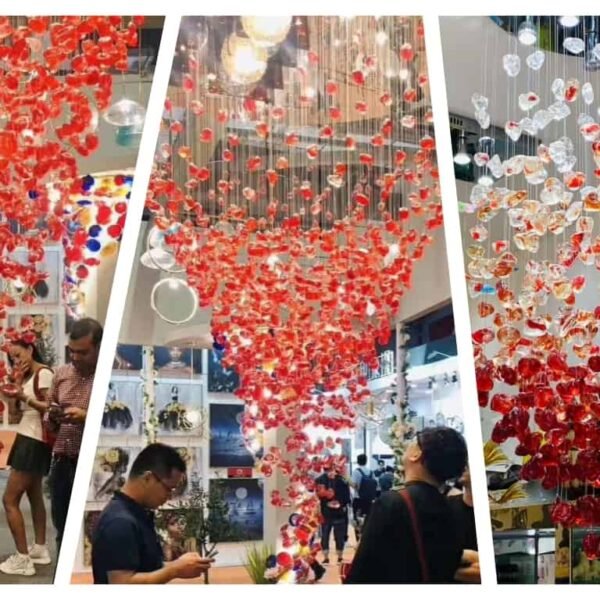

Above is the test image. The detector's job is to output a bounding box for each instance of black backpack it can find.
[357,468,378,501]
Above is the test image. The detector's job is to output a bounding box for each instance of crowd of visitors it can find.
[1,319,102,577]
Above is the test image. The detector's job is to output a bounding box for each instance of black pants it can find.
[353,497,373,520]
[321,517,347,552]
[48,454,77,551]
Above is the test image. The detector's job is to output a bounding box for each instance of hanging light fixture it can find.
[221,33,268,85]
[103,98,146,127]
[517,16,537,46]
[375,30,388,46]
[150,277,198,324]
[241,16,291,48]
[585,17,600,70]
[559,16,580,28]
[453,131,470,165]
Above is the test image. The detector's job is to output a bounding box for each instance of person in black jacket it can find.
[344,427,471,584]
[315,466,351,564]
[447,468,480,583]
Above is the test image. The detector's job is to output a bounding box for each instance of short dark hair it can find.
[357,453,367,466]
[70,318,103,346]
[417,427,467,483]
[129,443,186,480]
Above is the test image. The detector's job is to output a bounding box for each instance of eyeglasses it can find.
[148,471,179,496]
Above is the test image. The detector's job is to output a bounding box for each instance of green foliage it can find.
[244,544,275,584]
[392,325,410,489]
[155,482,235,556]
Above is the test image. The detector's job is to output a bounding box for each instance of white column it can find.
[263,425,294,550]
[396,321,407,423]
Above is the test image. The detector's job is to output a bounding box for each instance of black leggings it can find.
[321,518,347,552]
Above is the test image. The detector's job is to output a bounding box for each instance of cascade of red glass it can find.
[0,16,141,320]
[466,35,600,560]
[146,17,442,580]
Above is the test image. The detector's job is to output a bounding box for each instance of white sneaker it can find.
[0,553,35,576]
[29,544,51,565]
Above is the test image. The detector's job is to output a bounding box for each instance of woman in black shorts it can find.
[0,339,53,577]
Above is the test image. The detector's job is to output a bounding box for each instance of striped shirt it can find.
[47,363,94,458]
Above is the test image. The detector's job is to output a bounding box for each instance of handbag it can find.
[400,488,430,582]
[33,367,56,448]
[6,398,23,425]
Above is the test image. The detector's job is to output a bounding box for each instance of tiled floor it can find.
[0,470,57,584]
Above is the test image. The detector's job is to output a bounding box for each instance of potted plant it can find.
[156,482,234,584]
[244,544,276,584]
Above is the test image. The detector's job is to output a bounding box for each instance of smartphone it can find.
[48,403,65,421]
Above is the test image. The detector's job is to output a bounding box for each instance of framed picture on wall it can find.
[88,446,140,503]
[154,346,202,377]
[113,344,144,373]
[207,348,239,393]
[101,378,143,436]
[209,403,258,467]
[2,246,62,306]
[155,380,204,437]
[213,478,264,541]
[7,311,62,368]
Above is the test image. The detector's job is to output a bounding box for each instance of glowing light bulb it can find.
[221,34,268,85]
[517,18,537,46]
[241,17,292,48]
[559,16,580,27]
[375,30,388,46]
[454,133,470,165]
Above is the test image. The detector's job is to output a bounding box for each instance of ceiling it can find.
[441,16,600,149]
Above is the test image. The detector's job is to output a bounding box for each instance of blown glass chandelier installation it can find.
[146,16,442,581]
[464,16,600,559]
[0,15,143,372]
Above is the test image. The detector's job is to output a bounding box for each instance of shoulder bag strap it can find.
[400,488,430,583]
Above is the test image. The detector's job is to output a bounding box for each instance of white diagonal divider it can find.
[53,14,182,585]
[423,13,497,586]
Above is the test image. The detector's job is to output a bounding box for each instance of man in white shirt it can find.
[350,454,377,542]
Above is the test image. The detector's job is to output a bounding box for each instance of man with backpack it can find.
[351,454,378,542]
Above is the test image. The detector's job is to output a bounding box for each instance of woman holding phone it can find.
[0,338,54,577]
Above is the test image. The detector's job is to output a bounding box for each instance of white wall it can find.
[398,224,451,321]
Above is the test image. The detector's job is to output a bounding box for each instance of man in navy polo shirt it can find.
[92,443,213,584]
